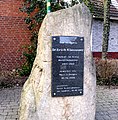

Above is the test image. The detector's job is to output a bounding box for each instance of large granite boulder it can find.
[19,3,96,120]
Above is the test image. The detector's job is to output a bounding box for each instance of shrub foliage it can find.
[95,58,118,86]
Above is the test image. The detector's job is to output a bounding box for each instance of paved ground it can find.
[0,86,118,120]
[0,87,22,120]
[95,86,118,120]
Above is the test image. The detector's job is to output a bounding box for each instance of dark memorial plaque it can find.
[51,36,84,97]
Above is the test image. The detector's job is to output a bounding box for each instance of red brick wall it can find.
[0,0,31,71]
[93,52,118,59]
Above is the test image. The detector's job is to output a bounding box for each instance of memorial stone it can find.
[19,3,96,120]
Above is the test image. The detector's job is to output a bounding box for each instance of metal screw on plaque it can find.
[53,38,56,41]
[80,38,83,41]
[54,93,56,95]
[80,91,82,94]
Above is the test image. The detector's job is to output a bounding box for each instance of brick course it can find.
[0,0,31,71]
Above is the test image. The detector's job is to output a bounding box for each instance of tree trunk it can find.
[102,0,111,59]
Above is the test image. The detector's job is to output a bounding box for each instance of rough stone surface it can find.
[19,3,96,120]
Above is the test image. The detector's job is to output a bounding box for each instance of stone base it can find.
[19,3,96,120]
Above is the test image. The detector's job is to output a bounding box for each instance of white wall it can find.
[92,19,118,52]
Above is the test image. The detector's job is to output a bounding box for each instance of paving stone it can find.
[0,115,6,120]
[95,116,105,120]
[9,118,18,120]
[103,115,111,120]
[5,115,11,119]
[0,112,8,116]
[107,110,118,114]
[7,111,18,115]
[11,114,19,119]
